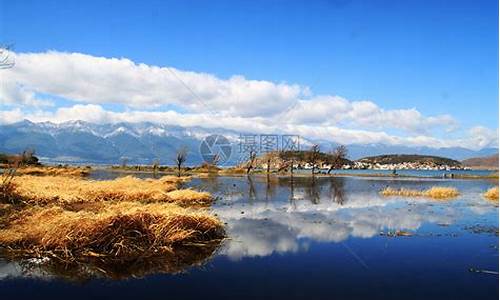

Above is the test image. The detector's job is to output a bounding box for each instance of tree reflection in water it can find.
[330,177,347,205]
[265,174,277,203]
[305,176,321,204]
[247,175,256,202]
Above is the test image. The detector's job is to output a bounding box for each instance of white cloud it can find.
[465,126,499,149]
[2,51,307,117]
[216,189,460,260]
[280,96,458,133]
[0,108,24,124]
[0,104,497,150]
[0,50,497,150]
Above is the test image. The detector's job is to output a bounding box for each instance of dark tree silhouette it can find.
[328,145,348,174]
[306,144,321,175]
[246,150,257,174]
[174,147,188,177]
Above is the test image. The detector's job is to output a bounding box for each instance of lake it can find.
[0,172,498,299]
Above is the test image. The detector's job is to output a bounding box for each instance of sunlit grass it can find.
[380,186,460,199]
[483,187,499,202]
[7,175,210,206]
[0,173,224,263]
[15,166,90,177]
[0,201,224,260]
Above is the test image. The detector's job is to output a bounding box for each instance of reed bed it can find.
[15,166,90,177]
[380,186,460,199]
[0,201,224,260]
[483,187,499,202]
[0,173,224,277]
[7,175,211,206]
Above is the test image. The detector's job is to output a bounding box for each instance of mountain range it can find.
[0,120,497,165]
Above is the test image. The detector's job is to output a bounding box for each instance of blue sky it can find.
[0,0,498,149]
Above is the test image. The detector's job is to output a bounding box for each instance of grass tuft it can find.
[380,186,460,199]
[483,187,499,202]
[0,174,224,277]
[0,201,224,260]
[16,166,91,177]
[7,175,211,206]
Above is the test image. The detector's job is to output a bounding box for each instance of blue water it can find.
[0,173,498,299]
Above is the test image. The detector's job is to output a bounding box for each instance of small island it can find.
[239,150,469,173]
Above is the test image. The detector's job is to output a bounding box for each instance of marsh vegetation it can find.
[0,169,225,276]
[380,186,460,199]
[483,186,499,202]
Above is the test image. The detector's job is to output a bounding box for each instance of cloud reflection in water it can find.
[212,176,492,260]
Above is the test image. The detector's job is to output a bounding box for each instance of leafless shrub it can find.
[174,147,188,177]
[306,144,321,175]
[328,145,348,174]
[246,150,257,174]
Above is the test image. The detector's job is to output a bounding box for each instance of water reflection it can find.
[330,177,346,205]
[205,176,497,260]
[0,173,497,282]
[0,243,221,281]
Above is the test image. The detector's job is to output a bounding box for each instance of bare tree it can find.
[278,150,294,177]
[246,150,257,174]
[174,146,188,177]
[0,45,15,69]
[20,148,39,165]
[306,144,321,175]
[328,145,348,174]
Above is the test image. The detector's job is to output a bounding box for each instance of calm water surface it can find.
[0,172,498,299]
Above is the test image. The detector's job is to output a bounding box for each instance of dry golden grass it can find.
[191,163,221,174]
[16,166,90,177]
[0,201,224,260]
[8,175,211,206]
[0,173,224,275]
[483,187,499,202]
[220,167,247,175]
[380,186,460,199]
[165,189,212,206]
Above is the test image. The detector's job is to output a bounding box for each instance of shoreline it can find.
[2,164,497,181]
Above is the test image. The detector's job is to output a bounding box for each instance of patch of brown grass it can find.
[220,167,247,175]
[165,189,213,206]
[8,175,211,206]
[191,163,221,174]
[0,174,224,278]
[16,166,90,177]
[483,187,499,202]
[0,201,224,260]
[380,186,460,199]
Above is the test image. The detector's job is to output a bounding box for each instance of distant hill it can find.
[357,154,462,167]
[462,154,499,170]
